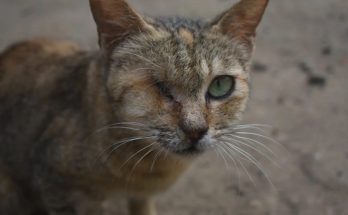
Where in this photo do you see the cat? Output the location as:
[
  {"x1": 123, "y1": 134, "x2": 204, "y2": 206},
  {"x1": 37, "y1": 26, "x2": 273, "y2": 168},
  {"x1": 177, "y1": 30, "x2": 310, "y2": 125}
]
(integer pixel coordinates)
[{"x1": 0, "y1": 0, "x2": 269, "y2": 214}]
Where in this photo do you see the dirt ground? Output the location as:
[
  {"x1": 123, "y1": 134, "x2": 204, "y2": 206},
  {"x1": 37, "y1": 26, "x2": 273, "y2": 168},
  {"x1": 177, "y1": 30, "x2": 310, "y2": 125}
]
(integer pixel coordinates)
[{"x1": 1, "y1": 0, "x2": 348, "y2": 214}]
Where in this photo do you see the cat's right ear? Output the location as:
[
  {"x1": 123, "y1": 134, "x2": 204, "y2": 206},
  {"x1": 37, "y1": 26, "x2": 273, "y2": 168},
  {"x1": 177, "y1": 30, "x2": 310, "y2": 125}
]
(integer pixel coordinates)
[{"x1": 89, "y1": 0, "x2": 154, "y2": 57}]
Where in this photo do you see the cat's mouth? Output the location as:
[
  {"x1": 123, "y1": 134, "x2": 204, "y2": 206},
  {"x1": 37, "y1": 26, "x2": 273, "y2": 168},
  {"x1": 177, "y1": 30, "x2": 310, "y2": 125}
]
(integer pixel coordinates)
[
  {"x1": 171, "y1": 145, "x2": 204, "y2": 156},
  {"x1": 158, "y1": 135, "x2": 211, "y2": 156}
]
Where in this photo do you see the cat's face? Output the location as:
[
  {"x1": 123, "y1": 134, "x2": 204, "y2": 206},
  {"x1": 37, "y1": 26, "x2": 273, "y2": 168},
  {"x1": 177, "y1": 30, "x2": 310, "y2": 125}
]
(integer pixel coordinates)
[
  {"x1": 107, "y1": 24, "x2": 251, "y2": 155},
  {"x1": 90, "y1": 0, "x2": 268, "y2": 155}
]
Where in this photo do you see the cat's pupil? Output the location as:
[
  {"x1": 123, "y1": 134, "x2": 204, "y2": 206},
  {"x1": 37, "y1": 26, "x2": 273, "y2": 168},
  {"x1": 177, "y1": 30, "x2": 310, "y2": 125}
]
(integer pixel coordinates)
[{"x1": 216, "y1": 79, "x2": 221, "y2": 88}]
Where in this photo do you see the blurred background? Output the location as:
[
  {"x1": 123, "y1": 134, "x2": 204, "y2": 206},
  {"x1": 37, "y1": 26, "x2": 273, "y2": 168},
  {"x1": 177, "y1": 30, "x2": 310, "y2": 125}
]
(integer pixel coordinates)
[{"x1": 1, "y1": 0, "x2": 348, "y2": 214}]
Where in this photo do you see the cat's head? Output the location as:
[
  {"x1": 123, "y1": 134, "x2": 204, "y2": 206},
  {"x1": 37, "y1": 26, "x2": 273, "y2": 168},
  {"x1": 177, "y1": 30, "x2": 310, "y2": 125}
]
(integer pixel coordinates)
[{"x1": 90, "y1": 0, "x2": 269, "y2": 156}]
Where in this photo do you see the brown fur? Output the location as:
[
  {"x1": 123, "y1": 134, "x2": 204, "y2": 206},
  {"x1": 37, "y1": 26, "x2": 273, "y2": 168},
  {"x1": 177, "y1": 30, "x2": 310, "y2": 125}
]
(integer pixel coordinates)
[{"x1": 0, "y1": 0, "x2": 268, "y2": 214}]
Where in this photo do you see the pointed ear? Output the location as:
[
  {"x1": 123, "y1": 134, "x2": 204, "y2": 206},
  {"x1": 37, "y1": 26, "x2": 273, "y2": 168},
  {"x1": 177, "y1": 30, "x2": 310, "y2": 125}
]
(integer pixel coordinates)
[
  {"x1": 89, "y1": 0, "x2": 153, "y2": 56},
  {"x1": 210, "y1": 0, "x2": 269, "y2": 42}
]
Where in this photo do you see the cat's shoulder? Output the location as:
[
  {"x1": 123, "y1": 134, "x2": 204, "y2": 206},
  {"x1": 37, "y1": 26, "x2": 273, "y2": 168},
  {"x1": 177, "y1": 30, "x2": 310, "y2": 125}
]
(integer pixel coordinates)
[
  {"x1": 0, "y1": 38, "x2": 82, "y2": 81},
  {"x1": 0, "y1": 38, "x2": 80, "y2": 68},
  {"x1": 0, "y1": 38, "x2": 88, "y2": 99}
]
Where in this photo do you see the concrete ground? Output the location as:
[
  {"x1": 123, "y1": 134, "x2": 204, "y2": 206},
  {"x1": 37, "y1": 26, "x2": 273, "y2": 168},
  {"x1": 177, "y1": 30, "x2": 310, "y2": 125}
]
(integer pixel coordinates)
[{"x1": 1, "y1": 0, "x2": 348, "y2": 214}]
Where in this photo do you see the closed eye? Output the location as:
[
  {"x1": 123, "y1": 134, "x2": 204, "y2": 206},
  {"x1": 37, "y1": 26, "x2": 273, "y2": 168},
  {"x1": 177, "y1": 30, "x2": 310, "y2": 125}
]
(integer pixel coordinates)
[{"x1": 155, "y1": 81, "x2": 175, "y2": 100}]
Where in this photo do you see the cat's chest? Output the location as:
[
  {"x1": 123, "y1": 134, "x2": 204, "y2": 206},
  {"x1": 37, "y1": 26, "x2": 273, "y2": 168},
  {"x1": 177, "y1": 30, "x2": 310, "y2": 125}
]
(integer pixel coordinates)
[
  {"x1": 102, "y1": 154, "x2": 191, "y2": 195},
  {"x1": 119, "y1": 167, "x2": 186, "y2": 195}
]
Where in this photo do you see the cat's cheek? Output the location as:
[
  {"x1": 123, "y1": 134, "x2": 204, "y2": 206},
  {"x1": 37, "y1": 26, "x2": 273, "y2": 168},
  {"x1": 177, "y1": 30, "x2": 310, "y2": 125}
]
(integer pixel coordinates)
[
  {"x1": 234, "y1": 78, "x2": 249, "y2": 98},
  {"x1": 124, "y1": 105, "x2": 148, "y2": 117},
  {"x1": 208, "y1": 94, "x2": 248, "y2": 126},
  {"x1": 222, "y1": 98, "x2": 247, "y2": 120},
  {"x1": 118, "y1": 91, "x2": 155, "y2": 118}
]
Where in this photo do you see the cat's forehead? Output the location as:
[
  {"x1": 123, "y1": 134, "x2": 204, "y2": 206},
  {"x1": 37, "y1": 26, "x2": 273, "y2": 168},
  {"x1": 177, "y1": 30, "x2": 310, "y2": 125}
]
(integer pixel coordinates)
[
  {"x1": 112, "y1": 17, "x2": 250, "y2": 97},
  {"x1": 151, "y1": 17, "x2": 205, "y2": 34},
  {"x1": 151, "y1": 17, "x2": 249, "y2": 66}
]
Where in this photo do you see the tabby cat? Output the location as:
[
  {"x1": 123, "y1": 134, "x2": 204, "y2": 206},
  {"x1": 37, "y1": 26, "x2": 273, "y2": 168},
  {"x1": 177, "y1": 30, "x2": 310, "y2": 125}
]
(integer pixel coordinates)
[{"x1": 0, "y1": 0, "x2": 269, "y2": 214}]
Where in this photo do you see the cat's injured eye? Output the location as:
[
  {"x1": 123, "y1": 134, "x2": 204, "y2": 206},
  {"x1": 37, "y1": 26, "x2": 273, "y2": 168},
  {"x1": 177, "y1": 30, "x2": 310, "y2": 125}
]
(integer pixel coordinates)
[
  {"x1": 155, "y1": 81, "x2": 175, "y2": 101},
  {"x1": 207, "y1": 75, "x2": 235, "y2": 100}
]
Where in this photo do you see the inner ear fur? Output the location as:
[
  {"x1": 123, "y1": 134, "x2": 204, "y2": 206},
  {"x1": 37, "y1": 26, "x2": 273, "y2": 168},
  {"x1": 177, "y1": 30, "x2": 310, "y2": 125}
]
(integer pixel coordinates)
[
  {"x1": 210, "y1": 0, "x2": 269, "y2": 42},
  {"x1": 89, "y1": 0, "x2": 154, "y2": 56}
]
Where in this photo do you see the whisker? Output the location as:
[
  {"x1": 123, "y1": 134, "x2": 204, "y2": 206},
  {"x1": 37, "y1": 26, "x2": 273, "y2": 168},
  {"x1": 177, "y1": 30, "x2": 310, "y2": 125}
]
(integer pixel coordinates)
[
  {"x1": 221, "y1": 136, "x2": 279, "y2": 167},
  {"x1": 223, "y1": 141, "x2": 275, "y2": 189},
  {"x1": 124, "y1": 143, "x2": 157, "y2": 191},
  {"x1": 216, "y1": 145, "x2": 231, "y2": 170},
  {"x1": 213, "y1": 145, "x2": 220, "y2": 158},
  {"x1": 230, "y1": 134, "x2": 276, "y2": 157},
  {"x1": 150, "y1": 147, "x2": 164, "y2": 172},
  {"x1": 96, "y1": 126, "x2": 148, "y2": 133},
  {"x1": 224, "y1": 141, "x2": 264, "y2": 171},
  {"x1": 232, "y1": 126, "x2": 267, "y2": 133},
  {"x1": 221, "y1": 142, "x2": 255, "y2": 186},
  {"x1": 218, "y1": 124, "x2": 271, "y2": 136},
  {"x1": 130, "y1": 144, "x2": 157, "y2": 174},
  {"x1": 103, "y1": 122, "x2": 148, "y2": 128},
  {"x1": 95, "y1": 136, "x2": 156, "y2": 165},
  {"x1": 235, "y1": 131, "x2": 286, "y2": 151},
  {"x1": 120, "y1": 142, "x2": 157, "y2": 169},
  {"x1": 236, "y1": 131, "x2": 277, "y2": 142},
  {"x1": 95, "y1": 121, "x2": 150, "y2": 133},
  {"x1": 217, "y1": 143, "x2": 242, "y2": 186}
]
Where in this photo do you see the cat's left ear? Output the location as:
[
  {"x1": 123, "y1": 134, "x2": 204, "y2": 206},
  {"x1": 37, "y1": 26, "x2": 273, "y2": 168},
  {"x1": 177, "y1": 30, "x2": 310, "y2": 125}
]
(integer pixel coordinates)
[
  {"x1": 89, "y1": 0, "x2": 155, "y2": 56},
  {"x1": 209, "y1": 0, "x2": 269, "y2": 43}
]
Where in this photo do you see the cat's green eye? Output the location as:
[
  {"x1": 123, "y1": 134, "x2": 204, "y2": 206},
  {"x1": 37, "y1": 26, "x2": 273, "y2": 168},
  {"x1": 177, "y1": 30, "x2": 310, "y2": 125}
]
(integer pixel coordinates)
[{"x1": 207, "y1": 76, "x2": 235, "y2": 100}]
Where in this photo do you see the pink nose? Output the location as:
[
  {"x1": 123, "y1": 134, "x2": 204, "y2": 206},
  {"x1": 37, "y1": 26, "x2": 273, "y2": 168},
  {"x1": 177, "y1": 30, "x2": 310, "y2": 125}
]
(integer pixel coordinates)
[{"x1": 179, "y1": 125, "x2": 208, "y2": 144}]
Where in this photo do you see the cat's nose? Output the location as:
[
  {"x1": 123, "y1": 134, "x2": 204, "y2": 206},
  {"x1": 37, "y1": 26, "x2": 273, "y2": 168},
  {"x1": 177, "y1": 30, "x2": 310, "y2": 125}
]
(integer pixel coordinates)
[{"x1": 179, "y1": 125, "x2": 209, "y2": 144}]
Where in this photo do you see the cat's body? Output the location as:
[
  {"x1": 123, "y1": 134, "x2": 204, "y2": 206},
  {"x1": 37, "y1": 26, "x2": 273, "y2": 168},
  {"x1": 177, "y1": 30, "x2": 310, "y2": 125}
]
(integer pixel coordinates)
[
  {"x1": 0, "y1": 0, "x2": 269, "y2": 214},
  {"x1": 0, "y1": 40, "x2": 106, "y2": 214},
  {"x1": 0, "y1": 39, "x2": 188, "y2": 214}
]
